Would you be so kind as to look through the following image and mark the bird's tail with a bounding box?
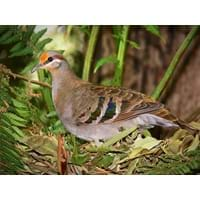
[151,107,200,134]
[175,119,200,134]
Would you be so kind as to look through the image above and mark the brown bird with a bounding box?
[32,50,197,144]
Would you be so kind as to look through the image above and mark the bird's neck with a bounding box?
[51,64,88,107]
[51,64,84,91]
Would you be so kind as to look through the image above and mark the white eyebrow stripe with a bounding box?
[44,59,61,67]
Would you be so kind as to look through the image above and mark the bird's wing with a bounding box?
[72,84,177,125]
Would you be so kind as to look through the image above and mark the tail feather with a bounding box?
[151,107,199,134]
[175,119,199,134]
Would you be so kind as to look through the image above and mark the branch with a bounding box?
[0,64,51,88]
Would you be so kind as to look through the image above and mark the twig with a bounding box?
[0,64,51,88]
[57,134,68,175]
[151,26,200,100]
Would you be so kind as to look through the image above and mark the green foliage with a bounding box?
[151,26,200,100]
[112,25,129,86]
[144,148,200,175]
[144,25,161,38]
[92,154,114,168]
[82,26,100,81]
[0,67,67,174]
[0,26,55,134]
[0,26,52,73]
[37,70,54,113]
[0,26,52,57]
[79,25,91,36]
[0,26,55,114]
[127,40,140,49]
[112,25,123,50]
[94,55,118,73]
[0,75,28,174]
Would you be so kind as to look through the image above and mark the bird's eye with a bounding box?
[48,57,54,62]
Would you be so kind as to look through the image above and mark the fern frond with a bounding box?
[144,148,200,175]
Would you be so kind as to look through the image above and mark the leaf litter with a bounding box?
[21,121,200,174]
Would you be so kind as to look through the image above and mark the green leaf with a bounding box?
[10,42,24,53]
[3,112,27,123]
[144,25,161,38]
[187,135,199,152]
[2,112,28,127]
[0,31,13,43]
[36,38,52,50]
[48,119,66,134]
[0,145,24,166]
[112,26,123,36]
[0,127,16,141]
[112,26,123,49]
[11,126,25,138]
[24,135,58,157]
[133,136,161,150]
[79,26,91,36]
[23,25,35,40]
[94,55,118,73]
[119,136,161,163]
[102,127,137,147]
[1,117,12,127]
[21,59,38,74]
[95,155,114,168]
[1,34,20,44]
[31,28,47,44]
[15,108,31,118]
[12,99,28,109]
[46,111,57,118]
[71,154,89,165]
[0,25,10,34]
[127,40,140,49]
[9,47,33,57]
[2,126,23,141]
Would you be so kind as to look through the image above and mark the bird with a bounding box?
[32,50,198,144]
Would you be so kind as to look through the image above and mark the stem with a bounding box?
[66,25,73,37]
[151,26,200,100]
[112,25,129,86]
[38,70,54,112]
[82,26,100,81]
[0,64,51,88]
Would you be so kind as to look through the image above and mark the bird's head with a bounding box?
[32,51,67,73]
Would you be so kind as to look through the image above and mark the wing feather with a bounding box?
[72,84,177,125]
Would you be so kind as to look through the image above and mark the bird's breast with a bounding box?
[52,82,74,123]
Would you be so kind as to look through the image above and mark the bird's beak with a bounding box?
[31,64,42,73]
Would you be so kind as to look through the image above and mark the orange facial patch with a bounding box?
[39,52,48,64]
